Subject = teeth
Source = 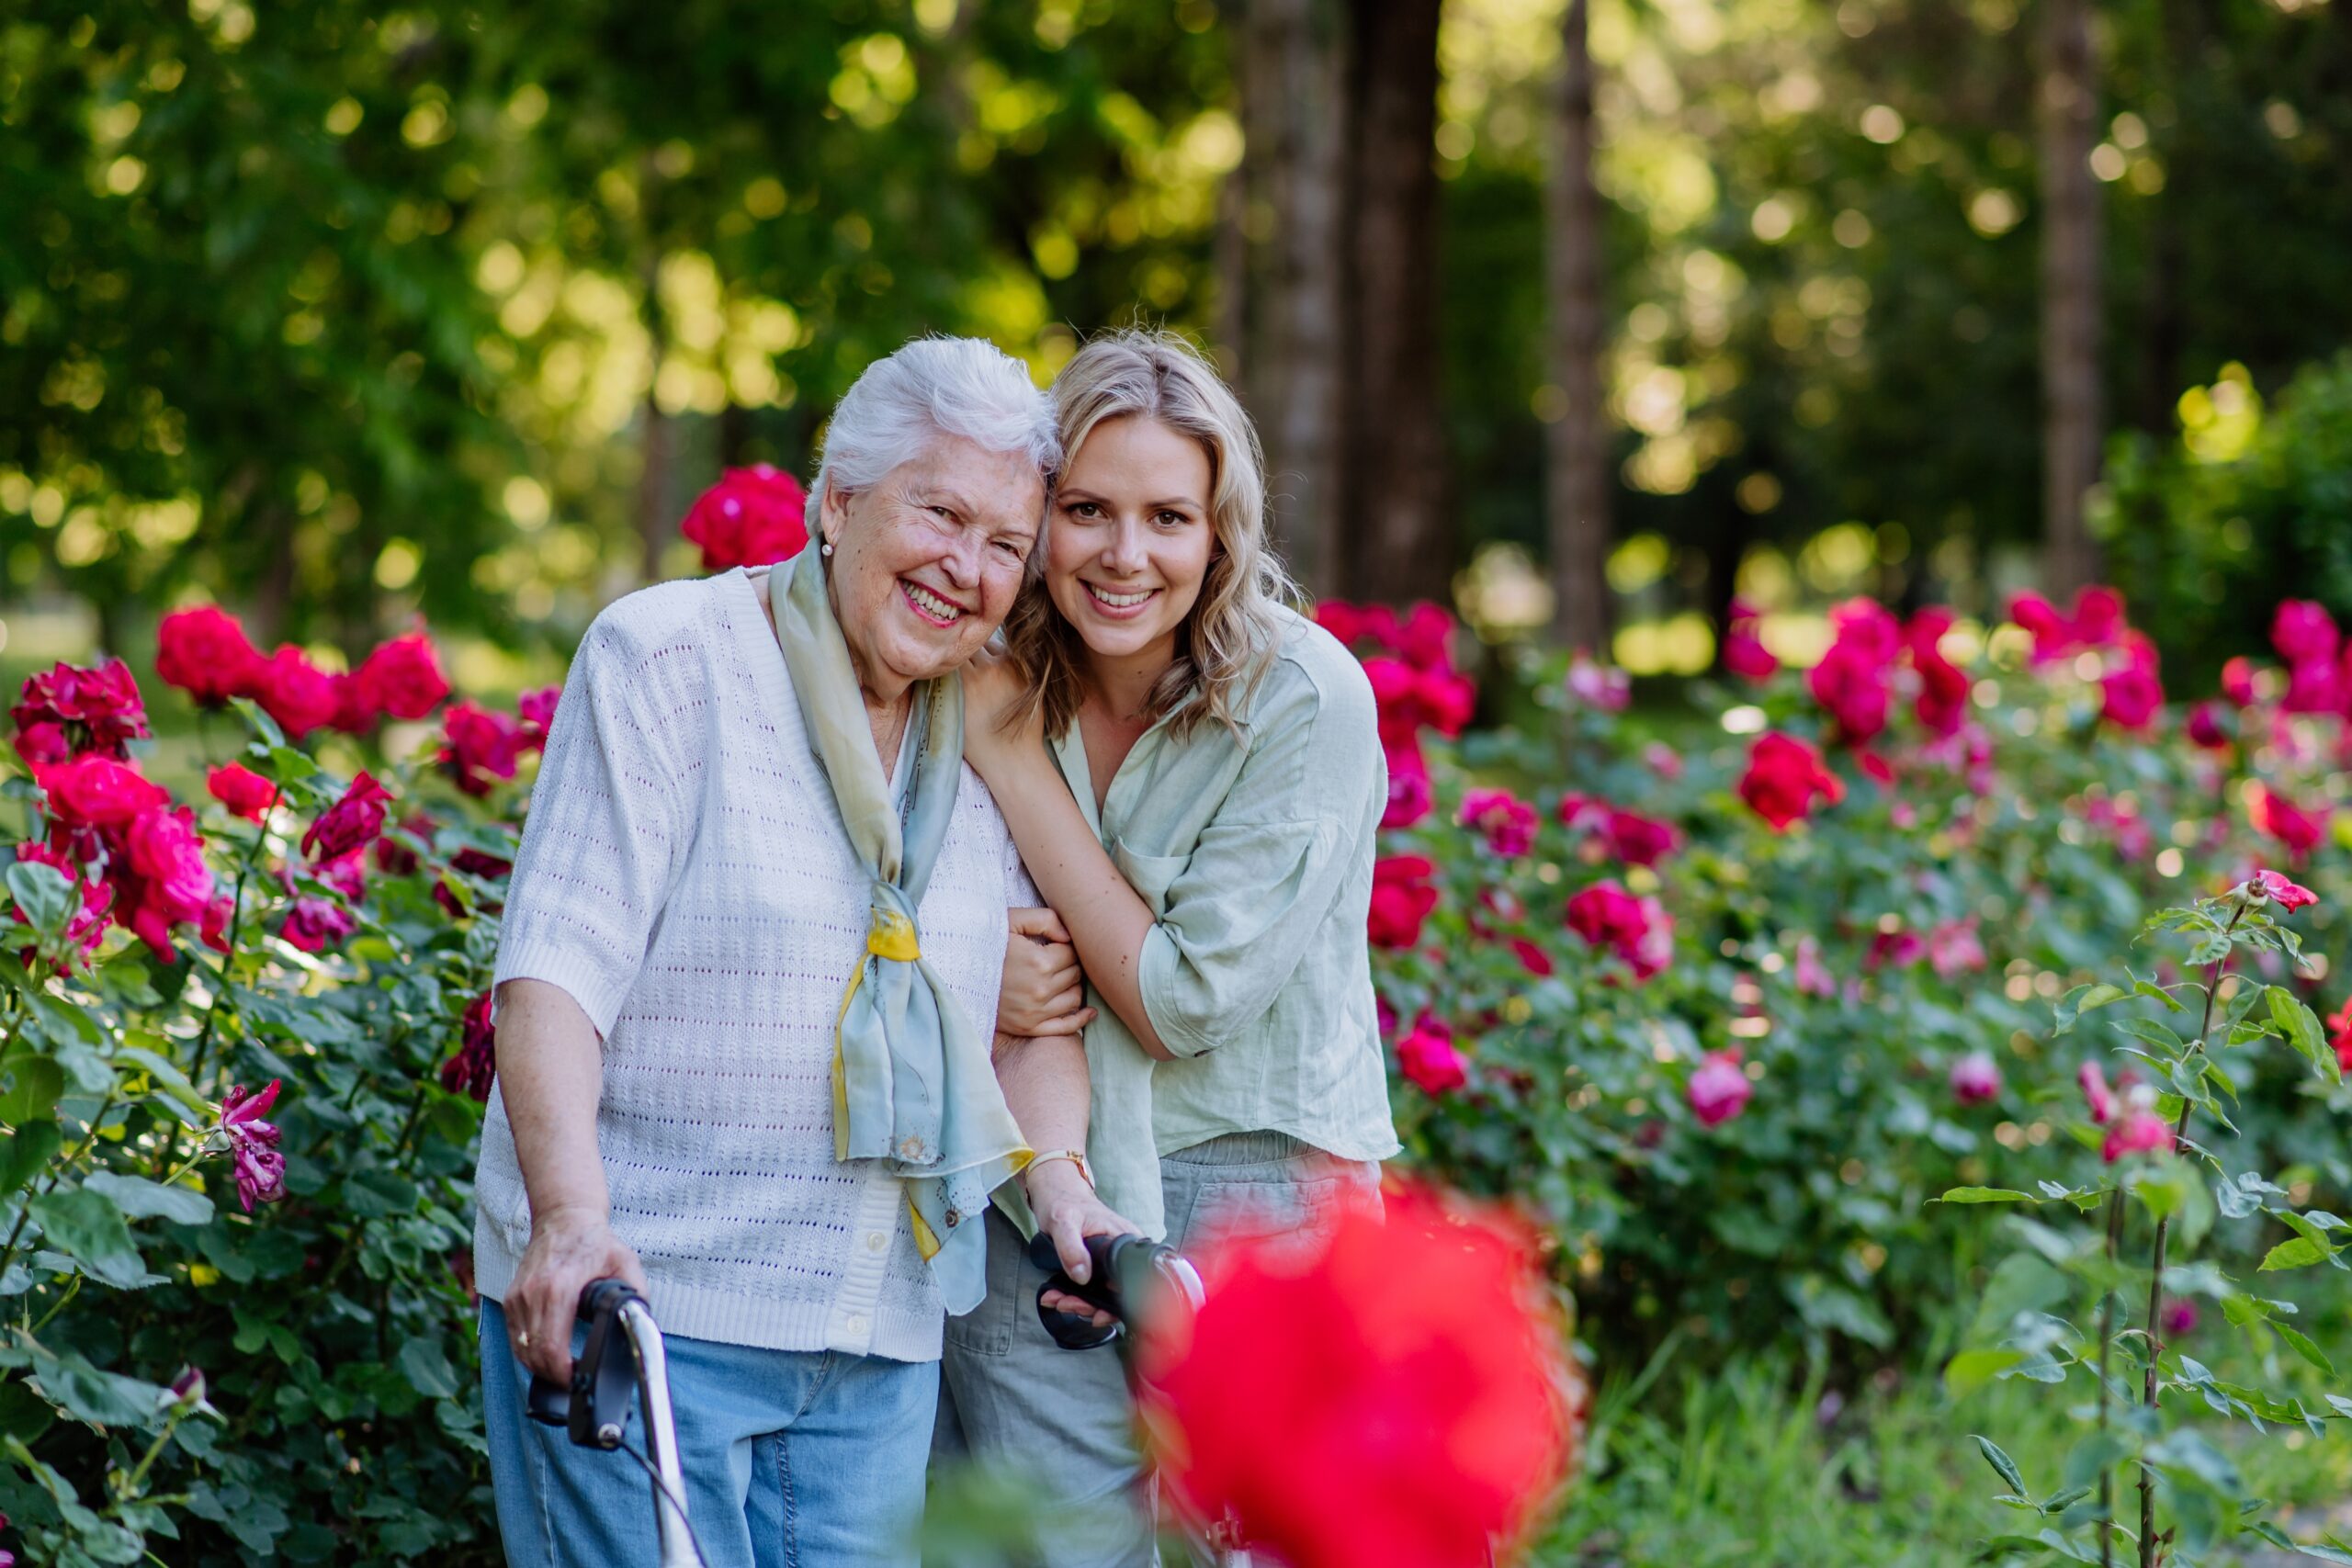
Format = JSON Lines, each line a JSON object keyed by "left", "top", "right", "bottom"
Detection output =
{"left": 1088, "top": 584, "right": 1154, "bottom": 609}
{"left": 904, "top": 581, "right": 963, "bottom": 620}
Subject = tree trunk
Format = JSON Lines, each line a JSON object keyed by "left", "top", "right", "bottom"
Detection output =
{"left": 2039, "top": 0, "right": 2103, "bottom": 593}
{"left": 1545, "top": 0, "right": 1611, "bottom": 649}
{"left": 1238, "top": 0, "right": 1347, "bottom": 597}
{"left": 1339, "top": 0, "right": 1448, "bottom": 607}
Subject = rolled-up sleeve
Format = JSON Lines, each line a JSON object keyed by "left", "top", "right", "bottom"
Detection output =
{"left": 1136, "top": 674, "right": 1379, "bottom": 1059}
{"left": 492, "top": 620, "right": 698, "bottom": 1038}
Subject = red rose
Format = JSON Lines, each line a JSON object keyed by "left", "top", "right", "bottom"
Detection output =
{"left": 1136, "top": 1186, "right": 1577, "bottom": 1568}
{"left": 328, "top": 672, "right": 378, "bottom": 736}
{"left": 1313, "top": 599, "right": 1400, "bottom": 655}
{"left": 8, "top": 842, "right": 114, "bottom": 971}
{"left": 117, "top": 805, "right": 215, "bottom": 958}
{"left": 280, "top": 896, "right": 356, "bottom": 953}
{"left": 439, "top": 702, "right": 524, "bottom": 796}
{"left": 1737, "top": 731, "right": 1843, "bottom": 830}
{"left": 1602, "top": 809, "right": 1679, "bottom": 867}
{"left": 681, "top": 465, "right": 808, "bottom": 570}
{"left": 439, "top": 991, "right": 498, "bottom": 1101}
{"left": 207, "top": 763, "right": 277, "bottom": 822}
{"left": 2271, "top": 599, "right": 2340, "bottom": 667}
{"left": 1391, "top": 603, "right": 1457, "bottom": 672}
{"left": 301, "top": 773, "right": 393, "bottom": 864}
{"left": 12, "top": 659, "right": 150, "bottom": 759}
{"left": 2186, "top": 701, "right": 2231, "bottom": 751}
{"left": 1722, "top": 599, "right": 1779, "bottom": 682}
{"left": 1367, "top": 855, "right": 1437, "bottom": 950}
{"left": 352, "top": 631, "right": 452, "bottom": 723}
{"left": 36, "top": 754, "right": 168, "bottom": 829}
{"left": 155, "top": 606, "right": 263, "bottom": 706}
{"left": 1395, "top": 1014, "right": 1468, "bottom": 1096}
{"left": 2325, "top": 1001, "right": 2352, "bottom": 1075}
{"left": 2070, "top": 586, "right": 2124, "bottom": 647}
{"left": 1510, "top": 937, "right": 1554, "bottom": 977}
{"left": 374, "top": 812, "right": 435, "bottom": 876}
{"left": 1565, "top": 879, "right": 1671, "bottom": 981}
{"left": 254, "top": 647, "right": 342, "bottom": 739}
{"left": 2247, "top": 784, "right": 2326, "bottom": 862}
{"left": 2008, "top": 592, "right": 2072, "bottom": 663}
{"left": 1366, "top": 659, "right": 1475, "bottom": 748}
{"left": 1807, "top": 642, "right": 1891, "bottom": 742}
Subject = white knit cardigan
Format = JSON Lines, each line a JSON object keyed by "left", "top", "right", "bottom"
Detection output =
{"left": 472, "top": 568, "right": 1024, "bottom": 1362}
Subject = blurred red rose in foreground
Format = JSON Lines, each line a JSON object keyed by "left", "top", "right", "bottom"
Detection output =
{"left": 682, "top": 465, "right": 808, "bottom": 570}
{"left": 1138, "top": 1185, "right": 1579, "bottom": 1568}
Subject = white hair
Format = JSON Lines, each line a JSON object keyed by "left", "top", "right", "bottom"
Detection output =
{"left": 809, "top": 336, "right": 1059, "bottom": 523}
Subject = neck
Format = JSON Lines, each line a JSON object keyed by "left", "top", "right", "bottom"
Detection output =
{"left": 856, "top": 668, "right": 914, "bottom": 715}
{"left": 1084, "top": 636, "right": 1177, "bottom": 727}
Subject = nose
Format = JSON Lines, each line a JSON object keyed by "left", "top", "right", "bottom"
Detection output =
{"left": 1101, "top": 516, "right": 1148, "bottom": 577}
{"left": 939, "top": 526, "right": 983, "bottom": 590}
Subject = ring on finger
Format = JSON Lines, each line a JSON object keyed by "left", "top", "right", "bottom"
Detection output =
{"left": 518, "top": 1328, "right": 532, "bottom": 1349}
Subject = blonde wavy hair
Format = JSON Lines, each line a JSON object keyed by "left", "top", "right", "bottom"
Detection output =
{"left": 1003, "top": 329, "right": 1297, "bottom": 741}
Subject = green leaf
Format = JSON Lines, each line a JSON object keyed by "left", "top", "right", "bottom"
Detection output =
{"left": 1946, "top": 1348, "right": 2026, "bottom": 1397}
{"left": 0, "top": 1055, "right": 64, "bottom": 1125}
{"left": 82, "top": 1171, "right": 212, "bottom": 1226}
{"left": 395, "top": 1338, "right": 458, "bottom": 1399}
{"left": 0, "top": 1119, "right": 62, "bottom": 1194}
{"left": 1939, "top": 1188, "right": 2035, "bottom": 1204}
{"left": 27, "top": 1346, "right": 171, "bottom": 1428}
{"left": 4, "top": 861, "right": 74, "bottom": 940}
{"left": 1973, "top": 1434, "right": 2027, "bottom": 1496}
{"left": 2275, "top": 1322, "right": 2335, "bottom": 1376}
{"left": 2267, "top": 986, "right": 2338, "bottom": 1083}
{"left": 2259, "top": 1237, "right": 2329, "bottom": 1271}
{"left": 229, "top": 695, "right": 287, "bottom": 750}
{"left": 265, "top": 746, "right": 316, "bottom": 782}
{"left": 27, "top": 1189, "right": 150, "bottom": 1289}
{"left": 116, "top": 1044, "right": 211, "bottom": 1117}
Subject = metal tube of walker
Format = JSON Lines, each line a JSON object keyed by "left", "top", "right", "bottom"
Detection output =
{"left": 618, "top": 1299, "right": 698, "bottom": 1568}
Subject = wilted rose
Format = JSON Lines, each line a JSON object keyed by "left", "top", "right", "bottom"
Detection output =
{"left": 2247, "top": 867, "right": 2318, "bottom": 910}
{"left": 682, "top": 465, "right": 809, "bottom": 570}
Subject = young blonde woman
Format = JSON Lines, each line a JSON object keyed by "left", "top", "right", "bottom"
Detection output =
{"left": 941, "top": 330, "right": 1399, "bottom": 1565}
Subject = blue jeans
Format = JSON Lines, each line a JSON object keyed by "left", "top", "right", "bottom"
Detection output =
{"left": 481, "top": 1300, "right": 937, "bottom": 1568}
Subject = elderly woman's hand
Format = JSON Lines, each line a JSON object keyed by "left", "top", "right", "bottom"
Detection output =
{"left": 998, "top": 907, "right": 1097, "bottom": 1037}
{"left": 1026, "top": 1158, "right": 1143, "bottom": 1330}
{"left": 503, "top": 1208, "right": 650, "bottom": 1384}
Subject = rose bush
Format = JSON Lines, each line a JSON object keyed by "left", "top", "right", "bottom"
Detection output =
{"left": 0, "top": 617, "right": 537, "bottom": 1565}
{"left": 1336, "top": 589, "right": 2350, "bottom": 1372}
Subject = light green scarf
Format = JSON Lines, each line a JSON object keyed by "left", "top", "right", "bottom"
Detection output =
{"left": 766, "top": 547, "right": 1031, "bottom": 1314}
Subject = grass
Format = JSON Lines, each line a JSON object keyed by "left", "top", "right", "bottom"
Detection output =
{"left": 1536, "top": 1337, "right": 2352, "bottom": 1567}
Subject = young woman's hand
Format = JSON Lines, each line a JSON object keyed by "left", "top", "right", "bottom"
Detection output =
{"left": 960, "top": 649, "right": 1043, "bottom": 776}
{"left": 1025, "top": 1158, "right": 1142, "bottom": 1328}
{"left": 996, "top": 907, "right": 1096, "bottom": 1037}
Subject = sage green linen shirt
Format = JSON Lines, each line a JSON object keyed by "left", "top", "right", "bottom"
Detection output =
{"left": 1057, "top": 605, "right": 1401, "bottom": 1240}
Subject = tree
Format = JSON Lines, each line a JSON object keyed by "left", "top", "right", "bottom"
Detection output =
{"left": 1544, "top": 0, "right": 1611, "bottom": 649}
{"left": 2040, "top": 0, "right": 2104, "bottom": 594}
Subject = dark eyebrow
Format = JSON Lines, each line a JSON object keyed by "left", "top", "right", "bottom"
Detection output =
{"left": 1055, "top": 486, "right": 1204, "bottom": 513}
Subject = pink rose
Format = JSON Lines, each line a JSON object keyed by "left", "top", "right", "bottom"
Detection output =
{"left": 2098, "top": 635, "right": 2163, "bottom": 731}
{"left": 2270, "top": 599, "right": 2341, "bottom": 667}
{"left": 35, "top": 754, "right": 168, "bottom": 829}
{"left": 1688, "top": 1050, "right": 1752, "bottom": 1128}
{"left": 1395, "top": 1014, "right": 1468, "bottom": 1096}
{"left": 1382, "top": 740, "right": 1432, "bottom": 830}
{"left": 1722, "top": 600, "right": 1779, "bottom": 682}
{"left": 2186, "top": 701, "right": 2230, "bottom": 750}
{"left": 2077, "top": 1060, "right": 2115, "bottom": 1125}
{"left": 1458, "top": 788, "right": 1538, "bottom": 858}
{"left": 207, "top": 763, "right": 277, "bottom": 823}
{"left": 281, "top": 896, "right": 356, "bottom": 953}
{"left": 2220, "top": 657, "right": 2258, "bottom": 707}
{"left": 1928, "top": 919, "right": 1988, "bottom": 979}
{"left": 681, "top": 465, "right": 809, "bottom": 570}
{"left": 516, "top": 685, "right": 560, "bottom": 752}
{"left": 1368, "top": 856, "right": 1438, "bottom": 950}
{"left": 1949, "top": 1052, "right": 2001, "bottom": 1106}
{"left": 2102, "top": 1106, "right": 2175, "bottom": 1162}
{"left": 2247, "top": 868, "right": 2318, "bottom": 910}
{"left": 1564, "top": 652, "right": 1630, "bottom": 713}
{"left": 1792, "top": 936, "right": 1837, "bottom": 998}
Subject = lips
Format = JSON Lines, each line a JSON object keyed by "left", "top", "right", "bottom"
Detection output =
{"left": 1083, "top": 582, "right": 1159, "bottom": 615}
{"left": 899, "top": 578, "right": 968, "bottom": 626}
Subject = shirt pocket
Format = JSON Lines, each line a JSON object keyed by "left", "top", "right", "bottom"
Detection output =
{"left": 1110, "top": 840, "right": 1192, "bottom": 919}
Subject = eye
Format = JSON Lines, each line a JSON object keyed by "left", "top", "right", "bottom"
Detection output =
{"left": 1156, "top": 510, "right": 1190, "bottom": 528}
{"left": 928, "top": 504, "right": 956, "bottom": 522}
{"left": 994, "top": 537, "right": 1028, "bottom": 558}
{"left": 1066, "top": 501, "right": 1101, "bottom": 519}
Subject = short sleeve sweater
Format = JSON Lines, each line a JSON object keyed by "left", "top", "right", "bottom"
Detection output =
{"left": 471, "top": 568, "right": 1023, "bottom": 1363}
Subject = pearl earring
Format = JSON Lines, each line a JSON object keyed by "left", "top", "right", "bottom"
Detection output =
{"left": 820, "top": 539, "right": 834, "bottom": 558}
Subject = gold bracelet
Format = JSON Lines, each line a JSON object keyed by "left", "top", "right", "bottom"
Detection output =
{"left": 1024, "top": 1148, "right": 1094, "bottom": 1190}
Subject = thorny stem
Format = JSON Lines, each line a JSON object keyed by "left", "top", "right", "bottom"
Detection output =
{"left": 2137, "top": 900, "right": 2245, "bottom": 1568}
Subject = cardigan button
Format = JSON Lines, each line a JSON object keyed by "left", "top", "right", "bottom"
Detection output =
{"left": 865, "top": 1232, "right": 887, "bottom": 1254}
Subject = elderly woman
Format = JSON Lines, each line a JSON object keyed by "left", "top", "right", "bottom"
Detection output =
{"left": 945, "top": 331, "right": 1399, "bottom": 1565}
{"left": 474, "top": 336, "right": 1128, "bottom": 1568}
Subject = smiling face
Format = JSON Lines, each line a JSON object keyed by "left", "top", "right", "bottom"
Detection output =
{"left": 820, "top": 433, "right": 1045, "bottom": 698}
{"left": 1045, "top": 414, "right": 1217, "bottom": 676}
